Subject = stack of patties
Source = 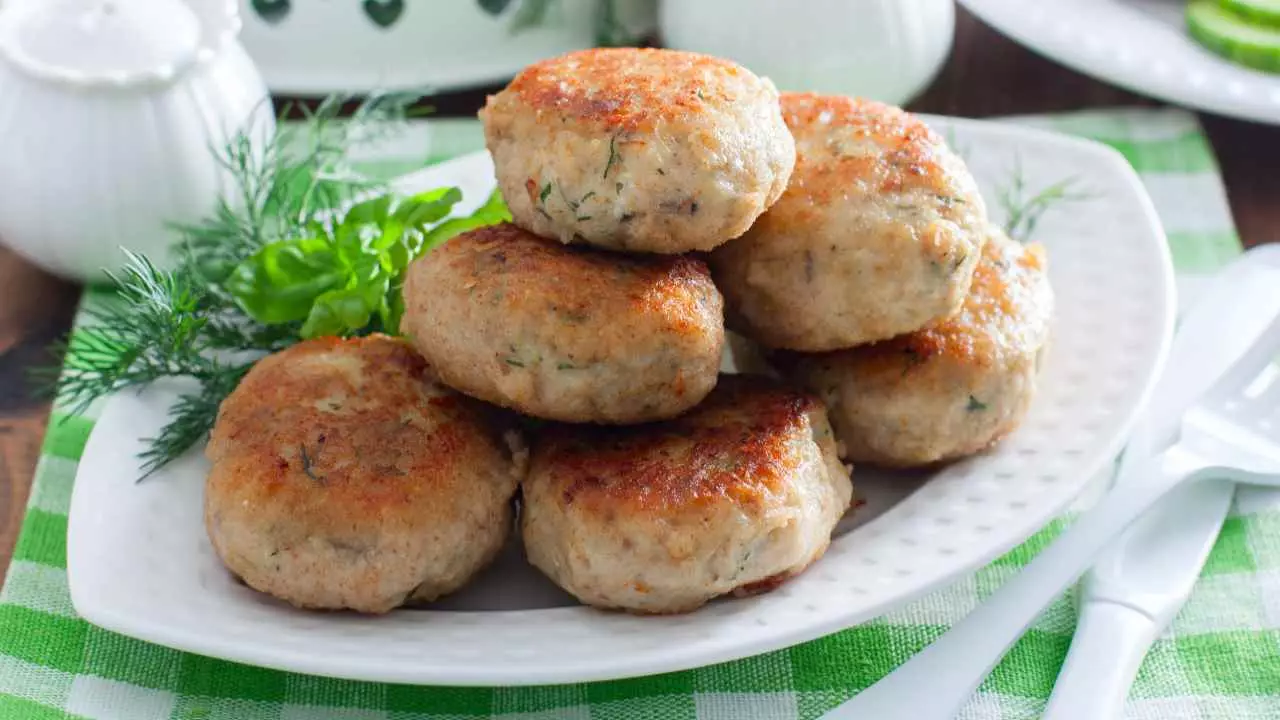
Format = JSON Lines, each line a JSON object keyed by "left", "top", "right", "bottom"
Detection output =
{"left": 709, "top": 93, "right": 1055, "bottom": 467}
{"left": 399, "top": 48, "right": 854, "bottom": 614}
{"left": 200, "top": 55, "right": 1053, "bottom": 619}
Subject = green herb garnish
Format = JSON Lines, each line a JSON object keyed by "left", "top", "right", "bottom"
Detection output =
{"left": 604, "top": 134, "right": 621, "bottom": 178}
{"left": 998, "top": 156, "right": 1094, "bottom": 243}
{"left": 41, "top": 94, "right": 511, "bottom": 477}
{"left": 40, "top": 251, "right": 261, "bottom": 478}
{"left": 225, "top": 186, "right": 465, "bottom": 338}
{"left": 967, "top": 395, "right": 989, "bottom": 412}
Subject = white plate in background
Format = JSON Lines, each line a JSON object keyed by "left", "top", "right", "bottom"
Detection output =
{"left": 66, "top": 117, "right": 1174, "bottom": 686}
{"left": 962, "top": 0, "right": 1280, "bottom": 125}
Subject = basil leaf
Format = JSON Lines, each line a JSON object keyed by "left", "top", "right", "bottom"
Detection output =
{"left": 383, "top": 229, "right": 420, "bottom": 273}
{"left": 349, "top": 251, "right": 384, "bottom": 288}
{"left": 396, "top": 187, "right": 462, "bottom": 228}
{"left": 333, "top": 221, "right": 376, "bottom": 269}
{"left": 300, "top": 274, "right": 390, "bottom": 338}
{"left": 343, "top": 194, "right": 394, "bottom": 226}
{"left": 421, "top": 189, "right": 512, "bottom": 252}
{"left": 343, "top": 188, "right": 458, "bottom": 257}
{"left": 370, "top": 217, "right": 407, "bottom": 254}
{"left": 226, "top": 186, "right": 486, "bottom": 337}
{"left": 379, "top": 285, "right": 407, "bottom": 334}
{"left": 226, "top": 237, "right": 347, "bottom": 324}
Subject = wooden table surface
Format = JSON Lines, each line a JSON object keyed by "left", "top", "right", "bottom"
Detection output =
{"left": 0, "top": 6, "right": 1277, "bottom": 579}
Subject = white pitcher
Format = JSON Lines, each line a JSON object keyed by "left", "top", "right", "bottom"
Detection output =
{"left": 659, "top": 0, "right": 955, "bottom": 106}
{"left": 0, "top": 0, "right": 274, "bottom": 280}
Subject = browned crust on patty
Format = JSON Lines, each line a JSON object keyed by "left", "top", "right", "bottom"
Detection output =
{"left": 774, "top": 92, "right": 964, "bottom": 209}
{"left": 530, "top": 375, "right": 821, "bottom": 514}
{"left": 831, "top": 235, "right": 1049, "bottom": 375}
{"left": 492, "top": 47, "right": 758, "bottom": 133}
{"left": 705, "top": 93, "right": 986, "bottom": 350}
{"left": 205, "top": 335, "right": 510, "bottom": 529}
{"left": 430, "top": 222, "right": 718, "bottom": 336}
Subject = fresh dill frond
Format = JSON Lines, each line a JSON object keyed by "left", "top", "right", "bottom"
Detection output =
{"left": 48, "top": 251, "right": 260, "bottom": 479}
{"left": 52, "top": 252, "right": 225, "bottom": 413}
{"left": 201, "top": 316, "right": 300, "bottom": 354}
{"left": 998, "top": 155, "right": 1095, "bottom": 243}
{"left": 137, "top": 363, "right": 250, "bottom": 479}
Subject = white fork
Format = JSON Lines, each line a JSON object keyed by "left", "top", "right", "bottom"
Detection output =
{"left": 820, "top": 311, "right": 1280, "bottom": 720}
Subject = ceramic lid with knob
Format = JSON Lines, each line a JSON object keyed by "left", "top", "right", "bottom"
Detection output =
{"left": 0, "top": 0, "right": 240, "bottom": 88}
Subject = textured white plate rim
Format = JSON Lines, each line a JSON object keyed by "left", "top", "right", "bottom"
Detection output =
{"left": 67, "top": 115, "right": 1175, "bottom": 686}
{"left": 960, "top": 0, "right": 1280, "bottom": 125}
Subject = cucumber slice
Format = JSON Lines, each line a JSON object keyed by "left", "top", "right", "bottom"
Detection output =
{"left": 1187, "top": 0, "right": 1280, "bottom": 74}
{"left": 1220, "top": 0, "right": 1280, "bottom": 28}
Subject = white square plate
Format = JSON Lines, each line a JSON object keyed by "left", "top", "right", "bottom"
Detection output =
{"left": 963, "top": 0, "right": 1280, "bottom": 125}
{"left": 67, "top": 116, "right": 1174, "bottom": 686}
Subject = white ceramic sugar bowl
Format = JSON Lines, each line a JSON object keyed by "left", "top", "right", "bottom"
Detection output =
{"left": 0, "top": 0, "right": 274, "bottom": 280}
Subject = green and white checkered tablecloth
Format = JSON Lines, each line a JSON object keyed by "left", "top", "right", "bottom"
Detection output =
{"left": 2, "top": 109, "right": 1275, "bottom": 720}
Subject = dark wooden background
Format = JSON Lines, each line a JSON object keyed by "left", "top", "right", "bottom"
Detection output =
{"left": 0, "top": 7, "right": 1276, "bottom": 577}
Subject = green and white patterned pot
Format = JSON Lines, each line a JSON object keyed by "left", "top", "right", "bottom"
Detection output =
{"left": 238, "top": 0, "right": 655, "bottom": 94}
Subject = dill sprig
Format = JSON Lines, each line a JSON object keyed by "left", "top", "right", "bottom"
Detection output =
{"left": 939, "top": 127, "right": 1087, "bottom": 242}
{"left": 46, "top": 251, "right": 258, "bottom": 478}
{"left": 175, "top": 92, "right": 420, "bottom": 286}
{"left": 998, "top": 156, "right": 1095, "bottom": 243}
{"left": 54, "top": 252, "right": 224, "bottom": 411}
{"left": 138, "top": 366, "right": 250, "bottom": 479}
